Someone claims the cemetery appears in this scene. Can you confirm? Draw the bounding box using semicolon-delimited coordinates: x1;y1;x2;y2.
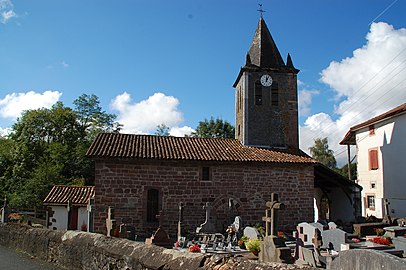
2;193;406;269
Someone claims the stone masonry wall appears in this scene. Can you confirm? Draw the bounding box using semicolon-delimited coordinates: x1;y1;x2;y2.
0;223;318;270
94;160;314;238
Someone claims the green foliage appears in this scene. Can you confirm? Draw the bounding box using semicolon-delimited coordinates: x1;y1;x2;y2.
337;162;357;180
191;117;235;138
245;238;262;253
74;94;121;140
0;94;118;209
309;137;337;169
155;124;170;136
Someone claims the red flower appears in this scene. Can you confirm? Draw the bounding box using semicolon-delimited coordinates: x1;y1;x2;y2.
189;244;201;253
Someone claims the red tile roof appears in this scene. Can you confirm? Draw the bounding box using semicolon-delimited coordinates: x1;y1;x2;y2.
340;102;406;145
43;185;95;206
86;133;316;164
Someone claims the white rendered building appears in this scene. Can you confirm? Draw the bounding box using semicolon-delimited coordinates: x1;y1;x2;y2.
341;102;406;219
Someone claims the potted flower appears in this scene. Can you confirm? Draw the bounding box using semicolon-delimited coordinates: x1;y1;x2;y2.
188;243;201;253
245;238;262;256
238;235;249;249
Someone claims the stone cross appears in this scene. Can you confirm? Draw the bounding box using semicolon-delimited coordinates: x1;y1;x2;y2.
383;199;392;224
177;202;184;241
196;202;216;233
156;210;165;228
106;206;116;237
204;202;212;223
263;193;284;237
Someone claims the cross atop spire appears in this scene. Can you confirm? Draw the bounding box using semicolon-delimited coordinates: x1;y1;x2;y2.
257;3;266;19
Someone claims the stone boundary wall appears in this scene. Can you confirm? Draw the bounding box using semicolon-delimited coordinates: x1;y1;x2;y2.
0;224;317;270
330;249;406;270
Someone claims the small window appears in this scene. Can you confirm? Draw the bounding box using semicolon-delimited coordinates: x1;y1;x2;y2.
369;125;375;135
369;149;379;170
367;195;375;209
371;182;376;189
271;82;278;106
202;167;211;181
255;82;262;105
237;125;241;136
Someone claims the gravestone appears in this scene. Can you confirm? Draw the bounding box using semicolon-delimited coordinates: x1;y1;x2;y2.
321;228;347;251
328;221;337;230
119;223;136;240
1;197;8;224
196;202;216;233
294;222;318;261
177;202;184;241
259;193;293;264
106;207;116;237
243;226;259;239
145;211;172;248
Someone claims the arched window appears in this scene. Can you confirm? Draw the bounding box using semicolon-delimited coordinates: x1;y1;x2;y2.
147;189;159;222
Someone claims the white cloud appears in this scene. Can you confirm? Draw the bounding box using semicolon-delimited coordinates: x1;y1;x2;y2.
0;91;62;119
111;92;186;134
300;22;406;166
169;126;194;137
61;61;69;68
298;89;319;117
0;127;11;137
0;0;16;24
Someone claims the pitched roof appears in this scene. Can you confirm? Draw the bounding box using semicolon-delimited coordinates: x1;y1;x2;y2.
86;133;316;164
340;102;406;145
247;18;285;69
43;185;95;206
233;19;299;88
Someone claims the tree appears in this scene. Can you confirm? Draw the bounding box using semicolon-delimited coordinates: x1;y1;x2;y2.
2;95;118;208
309;137;337;169
155;124;170;136
191;117;235;138
338;162;357;181
73;94;121;140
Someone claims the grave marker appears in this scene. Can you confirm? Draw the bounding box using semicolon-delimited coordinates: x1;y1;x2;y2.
106;207;116;237
196;202;216;233
145;210;172;248
259;193;293;264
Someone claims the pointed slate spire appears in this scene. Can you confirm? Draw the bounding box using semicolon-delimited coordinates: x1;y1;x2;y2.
245;53;252;66
286;53;299;74
247;18;285;69
286;53;294;68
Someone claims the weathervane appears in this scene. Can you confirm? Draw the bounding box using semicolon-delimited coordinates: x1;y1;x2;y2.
257;3;266;18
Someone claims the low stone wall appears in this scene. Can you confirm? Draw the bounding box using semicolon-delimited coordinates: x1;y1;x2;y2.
330;249;406;270
0;223;317;270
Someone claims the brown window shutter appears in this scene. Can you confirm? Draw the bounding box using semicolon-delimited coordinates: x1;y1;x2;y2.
369;149;379;170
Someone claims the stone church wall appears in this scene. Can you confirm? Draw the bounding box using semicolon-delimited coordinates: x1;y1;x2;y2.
93;160;314;238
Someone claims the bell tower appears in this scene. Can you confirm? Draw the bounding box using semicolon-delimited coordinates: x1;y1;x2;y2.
233;18;299;149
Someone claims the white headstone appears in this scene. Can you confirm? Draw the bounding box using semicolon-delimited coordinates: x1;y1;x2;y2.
243;226;259;239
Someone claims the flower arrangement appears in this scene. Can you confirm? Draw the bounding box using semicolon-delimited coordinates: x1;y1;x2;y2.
372;236;392;246
245;238;262;256
373;228;384;236
226;225;236;235
8;213;22;223
188;244;201;253
238;235;249;249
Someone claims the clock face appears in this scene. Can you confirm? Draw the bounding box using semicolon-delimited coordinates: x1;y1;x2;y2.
260;74;273;87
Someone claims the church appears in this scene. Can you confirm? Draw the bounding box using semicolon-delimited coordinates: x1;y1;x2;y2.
86;18;361;238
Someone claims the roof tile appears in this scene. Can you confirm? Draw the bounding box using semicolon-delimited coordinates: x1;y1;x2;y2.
86;133;316;164
43;185;95;206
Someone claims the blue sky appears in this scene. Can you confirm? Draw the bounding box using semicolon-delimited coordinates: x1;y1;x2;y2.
1;0;405;164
